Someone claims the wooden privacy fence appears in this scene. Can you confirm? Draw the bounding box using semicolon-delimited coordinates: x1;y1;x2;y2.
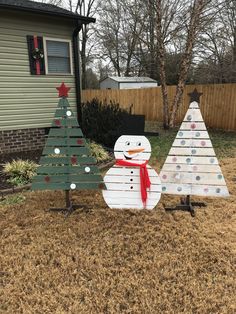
82;83;236;131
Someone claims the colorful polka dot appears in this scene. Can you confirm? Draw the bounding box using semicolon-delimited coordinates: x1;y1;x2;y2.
172;157;177;162
217;174;223;180
54;119;61;126
178;132;183;137
195;132;200;137
201;141;206;146
175;173;181;180
204;188;209;193
44;176;50;183
181;140;186;145
71;156;77;164
66;110;72;117
196;176;201;181
70;183;76;190
77;139;83;145
177;187;182;192
216;188;221;193
162;174;167;180
210;158;215;164
191;149;197;154
54;148;60;154
186;158;191;164
176;165;181;170
187;115;192;121
191;123;196;129
85;167;91;173
162;186;166;192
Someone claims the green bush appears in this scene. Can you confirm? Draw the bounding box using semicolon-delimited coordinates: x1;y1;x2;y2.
81;98;131;147
3;159;38;186
89;141;111;163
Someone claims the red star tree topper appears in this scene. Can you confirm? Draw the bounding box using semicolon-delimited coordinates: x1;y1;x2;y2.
56;82;71;97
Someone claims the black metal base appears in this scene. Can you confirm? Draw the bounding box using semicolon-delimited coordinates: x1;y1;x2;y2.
164;195;206;217
48;190;92;218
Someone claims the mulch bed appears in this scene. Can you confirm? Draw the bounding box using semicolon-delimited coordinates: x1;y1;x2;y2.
0;157;236;313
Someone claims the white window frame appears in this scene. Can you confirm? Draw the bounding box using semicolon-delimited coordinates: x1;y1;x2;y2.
43;37;73;75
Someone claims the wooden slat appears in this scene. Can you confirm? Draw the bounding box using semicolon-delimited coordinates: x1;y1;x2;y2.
51;118;79;127
180;122;206;130
160;171;227;185
42;147;89;156
172;139;212;147
32;182;105;191
102;190;160;200
164;155;218;165
176;131;209;138
36;165;99;174
46;138;85;146
161;163;222;173
33;174;103;183
104;174;161;184
105;167;157;176
183;108;203;122
39;156;96;165
48;128;83;137
104;182;161;192
169;147;215;156
161;183;229;197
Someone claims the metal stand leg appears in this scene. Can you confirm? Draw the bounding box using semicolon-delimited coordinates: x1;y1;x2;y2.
164;195;206;217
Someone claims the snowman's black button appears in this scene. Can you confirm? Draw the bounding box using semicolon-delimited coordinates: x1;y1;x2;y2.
130;178;133;182
131;171;133;174
130;186;133;189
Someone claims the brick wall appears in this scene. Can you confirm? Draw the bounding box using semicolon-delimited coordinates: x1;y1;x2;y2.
0;128;46;154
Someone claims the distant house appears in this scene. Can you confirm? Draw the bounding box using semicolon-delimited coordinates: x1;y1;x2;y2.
0;0;95;154
100;77;158;90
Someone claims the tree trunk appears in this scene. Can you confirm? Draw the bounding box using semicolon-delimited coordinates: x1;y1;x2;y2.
155;0;169;129
169;0;206;127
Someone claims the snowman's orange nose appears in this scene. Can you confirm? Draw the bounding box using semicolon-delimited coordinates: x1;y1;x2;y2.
127;148;144;155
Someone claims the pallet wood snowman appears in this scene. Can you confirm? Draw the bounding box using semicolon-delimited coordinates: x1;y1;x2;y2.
102;135;162;209
160;89;229;215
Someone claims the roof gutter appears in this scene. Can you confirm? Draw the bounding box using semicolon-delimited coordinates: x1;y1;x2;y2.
0;4;95;23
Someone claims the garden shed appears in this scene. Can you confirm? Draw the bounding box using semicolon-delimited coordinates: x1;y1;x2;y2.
100;76;158;90
0;0;94;154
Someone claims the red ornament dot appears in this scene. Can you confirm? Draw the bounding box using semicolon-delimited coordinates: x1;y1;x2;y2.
55;119;61;126
162;175;167;180
44;176;50;183
71;156;77;164
204;188;209;193
172;157;177;162
191;123;196;129
77;139;83;145
201;141;206;146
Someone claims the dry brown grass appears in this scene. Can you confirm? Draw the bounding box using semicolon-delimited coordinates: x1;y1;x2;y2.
1;157;236;314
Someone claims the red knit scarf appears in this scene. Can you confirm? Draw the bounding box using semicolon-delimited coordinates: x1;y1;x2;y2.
115;159;151;207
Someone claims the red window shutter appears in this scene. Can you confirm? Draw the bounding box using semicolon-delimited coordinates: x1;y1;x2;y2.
26;35;45;75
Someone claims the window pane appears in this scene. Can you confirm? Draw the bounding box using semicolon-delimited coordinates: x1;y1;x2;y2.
47;41;69;57
48;56;71;73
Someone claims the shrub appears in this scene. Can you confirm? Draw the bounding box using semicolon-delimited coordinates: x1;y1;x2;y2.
89;141;111;163
81;98;131;147
3;159;38;186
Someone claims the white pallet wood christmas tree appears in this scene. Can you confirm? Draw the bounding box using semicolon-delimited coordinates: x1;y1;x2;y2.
160;89;229;214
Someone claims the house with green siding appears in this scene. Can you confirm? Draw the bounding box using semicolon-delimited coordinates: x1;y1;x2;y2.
0;0;94;154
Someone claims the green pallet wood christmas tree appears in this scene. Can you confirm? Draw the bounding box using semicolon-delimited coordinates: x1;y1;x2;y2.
32;82;106;212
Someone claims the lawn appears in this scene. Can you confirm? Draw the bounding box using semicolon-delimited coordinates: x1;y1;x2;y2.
0;129;236;313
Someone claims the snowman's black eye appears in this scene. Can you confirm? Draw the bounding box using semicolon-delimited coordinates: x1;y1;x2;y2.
137;142;141;146
125;141;130;146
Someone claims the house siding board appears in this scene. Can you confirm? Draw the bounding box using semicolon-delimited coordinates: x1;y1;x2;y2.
0;9;77;131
